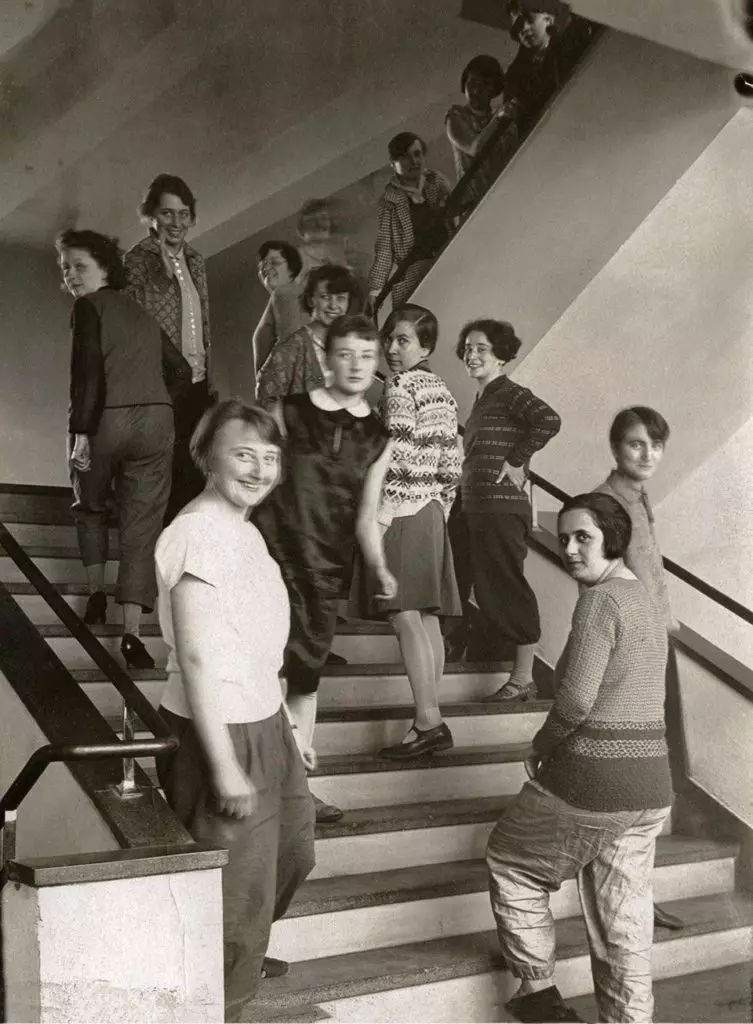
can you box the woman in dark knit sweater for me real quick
[455,319,560,698]
[486,493,672,1024]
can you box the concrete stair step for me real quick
[0,552,120,585]
[271,838,737,962]
[254,892,753,1023]
[5,522,118,547]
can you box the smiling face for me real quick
[207,419,281,513]
[151,192,193,251]
[612,423,665,484]
[462,329,505,387]
[310,280,350,326]
[384,320,430,374]
[558,508,613,586]
[59,248,108,297]
[258,248,293,293]
[327,332,379,398]
[391,140,425,183]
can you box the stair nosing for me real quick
[312,744,532,777]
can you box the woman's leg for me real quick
[422,612,445,689]
[84,563,106,595]
[391,609,441,730]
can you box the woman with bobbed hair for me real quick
[253,239,306,382]
[58,228,188,669]
[445,55,519,197]
[155,398,316,1021]
[486,492,672,1024]
[366,133,451,312]
[455,318,560,695]
[256,263,359,407]
[355,304,462,759]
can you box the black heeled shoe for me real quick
[379,722,454,760]
[83,590,107,625]
[121,633,155,670]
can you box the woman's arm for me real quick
[445,107,517,161]
[436,423,463,521]
[367,201,396,299]
[69,297,105,437]
[356,441,398,598]
[171,574,256,817]
[256,334,300,409]
[506,383,562,467]
[532,588,618,757]
[377,379,417,530]
[252,298,278,378]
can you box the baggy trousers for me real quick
[165,379,211,525]
[156,707,316,1022]
[486,781,670,1023]
[69,404,173,610]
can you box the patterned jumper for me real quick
[534,576,671,812]
[377,363,462,529]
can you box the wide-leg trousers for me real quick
[486,781,670,1022]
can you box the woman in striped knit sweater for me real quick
[486,493,672,1024]
[354,304,462,759]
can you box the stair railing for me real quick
[371,15,604,318]
[0,521,178,802]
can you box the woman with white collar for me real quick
[366,133,451,312]
[254,313,397,821]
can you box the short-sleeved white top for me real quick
[155,507,289,724]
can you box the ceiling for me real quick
[0,0,748,258]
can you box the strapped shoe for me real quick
[506,985,585,1023]
[379,722,454,760]
[482,678,537,703]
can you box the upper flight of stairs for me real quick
[1,491,752,1023]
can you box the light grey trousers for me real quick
[70,404,173,610]
[486,780,670,1023]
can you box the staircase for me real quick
[1,485,752,1023]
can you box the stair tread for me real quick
[287,836,738,917]
[39,620,395,637]
[70,662,513,683]
[256,892,753,1011]
[313,744,532,777]
[571,961,753,1023]
[9,544,120,560]
[313,795,513,838]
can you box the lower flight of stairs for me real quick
[2,495,752,1023]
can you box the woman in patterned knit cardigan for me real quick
[486,493,672,1024]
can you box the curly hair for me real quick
[258,240,303,280]
[456,318,521,362]
[55,229,127,291]
[300,264,359,314]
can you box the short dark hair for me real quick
[510,9,556,42]
[323,313,380,354]
[381,303,439,355]
[190,399,284,478]
[301,264,359,314]
[609,407,670,448]
[55,229,127,291]
[456,318,521,362]
[460,55,505,97]
[257,240,303,280]
[388,132,427,162]
[559,492,633,560]
[139,174,197,222]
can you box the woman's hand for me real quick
[496,460,526,490]
[496,98,520,121]
[374,565,398,601]
[292,729,318,772]
[69,434,91,473]
[212,759,257,818]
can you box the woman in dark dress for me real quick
[254,313,396,821]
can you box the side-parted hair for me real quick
[381,304,439,355]
[301,264,359,314]
[258,239,303,280]
[609,407,670,448]
[460,54,505,97]
[139,174,197,222]
[323,313,380,354]
[388,132,427,162]
[55,229,127,291]
[190,399,284,478]
[559,492,632,560]
[456,318,521,362]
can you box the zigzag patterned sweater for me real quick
[377,364,462,530]
[534,576,672,811]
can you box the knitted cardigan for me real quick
[534,576,672,812]
[377,364,462,529]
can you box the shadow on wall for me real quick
[0,242,71,486]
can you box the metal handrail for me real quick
[372,17,604,317]
[528,470,753,627]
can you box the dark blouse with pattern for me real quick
[254,393,389,595]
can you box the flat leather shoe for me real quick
[379,722,453,760]
[313,794,344,823]
[506,986,585,1022]
[653,903,685,930]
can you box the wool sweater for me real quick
[595,472,673,629]
[534,576,671,812]
[377,363,462,529]
[461,374,561,515]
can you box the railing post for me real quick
[530,480,539,532]
[117,702,138,797]
[1,808,18,875]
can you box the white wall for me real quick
[414,30,742,426]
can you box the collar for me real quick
[476,373,509,401]
[309,388,371,418]
[604,470,647,506]
[138,235,199,262]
